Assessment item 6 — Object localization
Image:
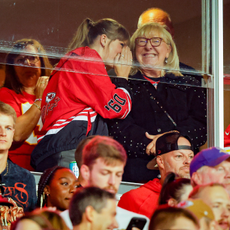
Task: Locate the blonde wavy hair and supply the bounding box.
[130,22,182,76]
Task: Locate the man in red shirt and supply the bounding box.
[118,132,194,218]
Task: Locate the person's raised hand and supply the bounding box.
[35,76,49,99]
[145,130,179,155]
[114,46,132,80]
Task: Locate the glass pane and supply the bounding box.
[0,0,210,184]
[224,0,230,75]
[0,0,204,73]
[224,0,230,151]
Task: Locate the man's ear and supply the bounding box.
[80,164,90,183]
[191,172,201,186]
[156,156,165,170]
[100,34,108,48]
[168,198,178,207]
[85,206,95,222]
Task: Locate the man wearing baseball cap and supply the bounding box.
[190,147,230,190]
[118,132,194,218]
[178,199,217,230]
[189,183,230,230]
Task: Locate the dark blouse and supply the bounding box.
[107,71,207,182]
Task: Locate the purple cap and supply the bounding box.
[147,132,192,170]
[190,147,230,177]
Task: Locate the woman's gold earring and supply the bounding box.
[40,192,46,209]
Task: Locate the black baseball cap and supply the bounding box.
[147,132,192,170]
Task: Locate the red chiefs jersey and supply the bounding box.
[39,46,131,140]
[0,87,43,170]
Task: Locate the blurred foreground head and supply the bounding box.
[12,209,69,230]
[178,199,216,230]
[189,183,230,230]
[69,187,117,230]
[149,205,199,230]
[158,172,192,206]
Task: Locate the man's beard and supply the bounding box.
[89,177,118,194]
[103,185,118,194]
[180,173,190,179]
[177,166,190,179]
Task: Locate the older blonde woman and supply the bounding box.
[108,23,207,182]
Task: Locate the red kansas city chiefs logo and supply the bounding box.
[46,92,56,103]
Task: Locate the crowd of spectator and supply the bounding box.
[0,6,229,230]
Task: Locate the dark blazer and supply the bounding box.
[107,71,207,182]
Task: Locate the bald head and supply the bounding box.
[138,8,174,37]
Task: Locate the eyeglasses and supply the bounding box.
[135,37,163,47]
[15,55,40,65]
